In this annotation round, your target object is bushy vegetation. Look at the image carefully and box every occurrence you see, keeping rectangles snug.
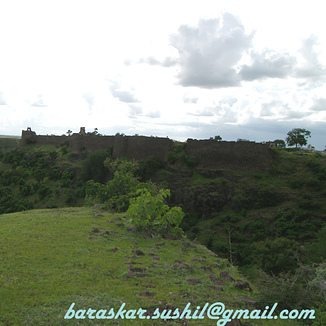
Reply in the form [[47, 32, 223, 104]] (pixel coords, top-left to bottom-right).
[[256, 264, 326, 324], [85, 158, 185, 237], [167, 142, 197, 168], [128, 188, 184, 236], [80, 149, 112, 183], [1, 139, 325, 323], [0, 145, 86, 212]]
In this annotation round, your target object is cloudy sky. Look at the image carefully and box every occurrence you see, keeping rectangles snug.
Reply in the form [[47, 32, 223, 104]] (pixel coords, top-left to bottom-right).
[[0, 0, 325, 149]]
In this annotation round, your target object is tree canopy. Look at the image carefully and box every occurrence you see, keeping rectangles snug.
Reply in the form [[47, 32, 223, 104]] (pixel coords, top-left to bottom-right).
[[286, 128, 311, 148]]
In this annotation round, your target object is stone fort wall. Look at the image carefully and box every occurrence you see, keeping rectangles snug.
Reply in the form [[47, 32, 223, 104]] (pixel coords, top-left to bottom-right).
[[186, 139, 273, 172], [21, 128, 273, 172], [21, 128, 172, 162]]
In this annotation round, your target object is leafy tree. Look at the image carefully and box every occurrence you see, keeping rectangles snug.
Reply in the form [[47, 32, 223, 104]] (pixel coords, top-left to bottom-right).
[[215, 135, 222, 141], [66, 130, 72, 136], [274, 139, 286, 148], [286, 128, 311, 148], [209, 135, 222, 141]]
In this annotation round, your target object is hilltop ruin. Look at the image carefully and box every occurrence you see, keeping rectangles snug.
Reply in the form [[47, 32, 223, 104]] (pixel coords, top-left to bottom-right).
[[21, 128, 274, 172]]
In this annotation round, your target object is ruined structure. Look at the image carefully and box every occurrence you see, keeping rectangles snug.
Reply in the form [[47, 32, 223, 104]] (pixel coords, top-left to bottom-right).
[[21, 128, 274, 172], [21, 128, 173, 162], [186, 139, 273, 172]]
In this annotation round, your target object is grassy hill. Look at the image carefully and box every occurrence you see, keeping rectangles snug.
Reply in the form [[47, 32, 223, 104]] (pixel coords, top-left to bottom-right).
[[154, 149, 326, 275], [0, 145, 325, 325], [0, 206, 279, 326]]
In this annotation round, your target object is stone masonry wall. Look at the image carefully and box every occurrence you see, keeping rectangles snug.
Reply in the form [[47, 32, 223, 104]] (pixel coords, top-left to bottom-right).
[[21, 129, 273, 171], [112, 135, 173, 162], [186, 139, 273, 172], [21, 129, 173, 163]]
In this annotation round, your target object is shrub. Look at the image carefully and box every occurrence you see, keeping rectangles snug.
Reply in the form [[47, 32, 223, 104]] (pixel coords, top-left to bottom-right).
[[85, 159, 141, 212], [231, 194, 250, 211], [257, 264, 325, 317], [250, 238, 301, 274], [127, 188, 184, 236], [135, 156, 162, 181], [80, 150, 111, 183]]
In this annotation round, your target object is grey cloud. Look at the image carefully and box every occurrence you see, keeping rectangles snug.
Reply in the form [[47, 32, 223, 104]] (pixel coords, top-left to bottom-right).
[[140, 56, 177, 67], [310, 98, 326, 111], [280, 104, 312, 120], [295, 35, 326, 81], [183, 96, 198, 104], [188, 105, 224, 117], [0, 92, 6, 105], [31, 95, 47, 107], [260, 100, 283, 117], [146, 110, 161, 118], [220, 97, 237, 107], [240, 50, 296, 81], [188, 98, 237, 117], [188, 108, 215, 117], [110, 83, 139, 103], [128, 105, 143, 119], [223, 109, 238, 123], [170, 13, 253, 88], [82, 92, 95, 112]]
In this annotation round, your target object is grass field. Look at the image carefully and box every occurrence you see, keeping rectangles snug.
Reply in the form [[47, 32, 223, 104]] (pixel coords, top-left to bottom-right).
[[0, 207, 306, 326]]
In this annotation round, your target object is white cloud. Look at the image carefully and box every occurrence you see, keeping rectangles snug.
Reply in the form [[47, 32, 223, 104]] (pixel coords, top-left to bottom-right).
[[310, 98, 326, 111], [31, 95, 47, 108], [1, 2, 326, 150], [82, 93, 95, 113], [170, 13, 253, 88], [240, 50, 296, 81], [295, 35, 326, 82], [0, 91, 6, 105]]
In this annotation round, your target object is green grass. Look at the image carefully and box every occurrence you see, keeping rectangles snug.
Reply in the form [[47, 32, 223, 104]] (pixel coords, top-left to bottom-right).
[[0, 207, 304, 326]]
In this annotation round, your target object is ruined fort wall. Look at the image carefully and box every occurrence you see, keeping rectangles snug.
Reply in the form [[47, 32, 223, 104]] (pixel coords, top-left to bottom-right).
[[21, 129, 273, 171], [69, 134, 115, 153], [21, 130, 66, 148], [186, 139, 273, 172], [112, 135, 173, 162]]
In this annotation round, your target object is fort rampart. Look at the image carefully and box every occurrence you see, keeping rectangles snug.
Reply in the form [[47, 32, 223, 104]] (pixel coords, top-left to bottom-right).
[[21, 128, 273, 172], [21, 128, 173, 163], [186, 139, 273, 172]]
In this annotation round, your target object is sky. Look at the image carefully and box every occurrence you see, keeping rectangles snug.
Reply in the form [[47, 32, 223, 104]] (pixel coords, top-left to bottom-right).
[[0, 0, 325, 149]]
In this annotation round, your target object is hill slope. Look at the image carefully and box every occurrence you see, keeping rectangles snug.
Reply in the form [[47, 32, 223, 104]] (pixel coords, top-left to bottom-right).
[[0, 207, 270, 326]]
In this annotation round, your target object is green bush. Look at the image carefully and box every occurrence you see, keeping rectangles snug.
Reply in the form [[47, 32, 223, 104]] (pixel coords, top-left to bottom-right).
[[231, 193, 249, 211], [127, 188, 184, 236], [135, 156, 162, 181], [80, 150, 111, 183], [250, 238, 301, 274], [257, 264, 325, 317], [85, 159, 141, 212]]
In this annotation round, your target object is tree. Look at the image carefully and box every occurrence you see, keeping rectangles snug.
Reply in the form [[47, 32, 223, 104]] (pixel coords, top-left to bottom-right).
[[286, 128, 311, 148], [66, 130, 72, 136], [274, 139, 286, 148], [210, 135, 222, 141]]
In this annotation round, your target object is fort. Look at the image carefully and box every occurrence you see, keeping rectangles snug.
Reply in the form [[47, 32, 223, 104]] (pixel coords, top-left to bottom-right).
[[21, 128, 274, 172]]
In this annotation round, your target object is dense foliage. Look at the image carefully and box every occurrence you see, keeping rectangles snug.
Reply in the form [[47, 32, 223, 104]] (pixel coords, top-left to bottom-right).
[[286, 128, 311, 148], [1, 139, 325, 318], [127, 188, 184, 236]]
